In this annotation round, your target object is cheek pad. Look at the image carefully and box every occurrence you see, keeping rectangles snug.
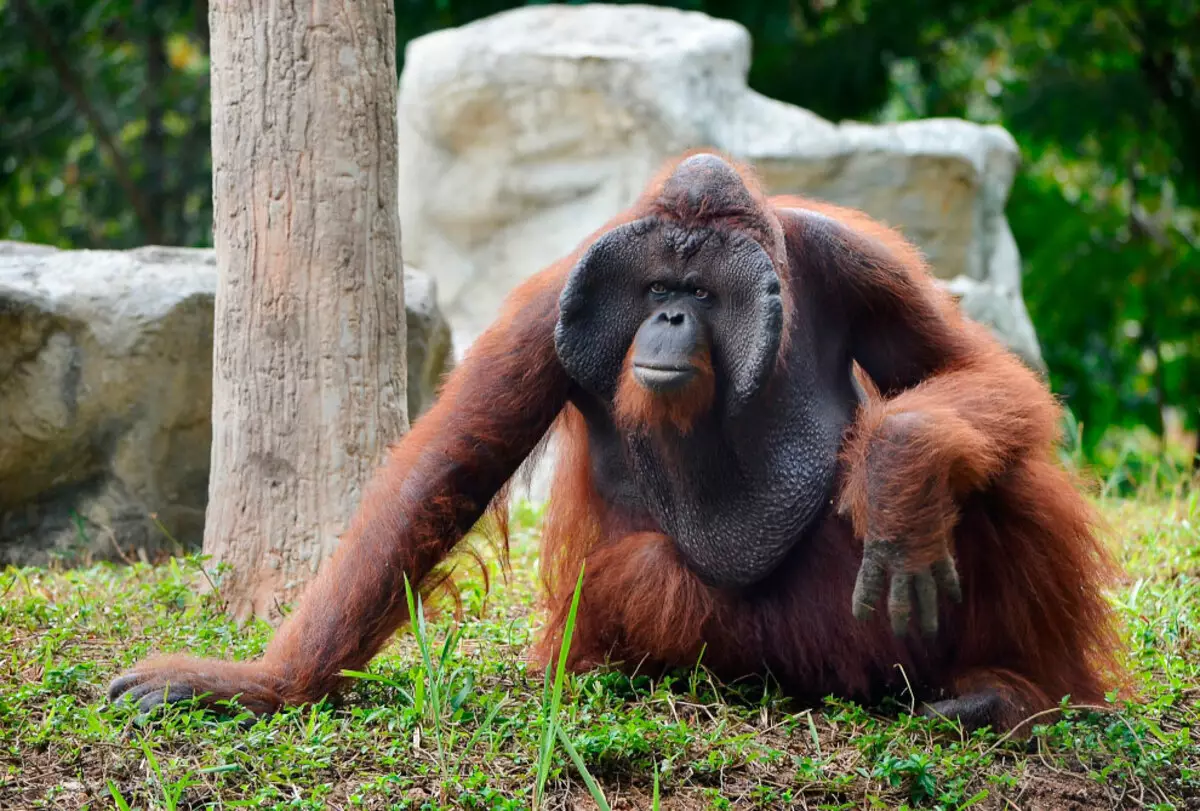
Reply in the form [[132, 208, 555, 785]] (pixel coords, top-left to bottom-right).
[[712, 243, 784, 411], [554, 222, 652, 400]]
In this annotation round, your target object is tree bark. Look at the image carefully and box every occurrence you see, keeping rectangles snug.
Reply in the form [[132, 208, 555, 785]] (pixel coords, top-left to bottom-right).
[[205, 0, 407, 622]]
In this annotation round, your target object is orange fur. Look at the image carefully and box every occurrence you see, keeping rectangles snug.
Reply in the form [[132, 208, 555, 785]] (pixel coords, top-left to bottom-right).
[[534, 406, 717, 672], [612, 345, 715, 435], [532, 158, 1128, 728], [109, 208, 642, 711], [110, 151, 1128, 736], [835, 334, 1057, 569]]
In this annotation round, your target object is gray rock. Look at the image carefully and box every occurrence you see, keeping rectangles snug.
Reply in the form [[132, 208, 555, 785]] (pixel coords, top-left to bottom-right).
[[397, 4, 1042, 369], [0, 242, 451, 565], [403, 265, 454, 421]]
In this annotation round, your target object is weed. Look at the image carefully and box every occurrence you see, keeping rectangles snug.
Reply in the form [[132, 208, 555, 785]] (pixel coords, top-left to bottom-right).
[[0, 490, 1196, 808]]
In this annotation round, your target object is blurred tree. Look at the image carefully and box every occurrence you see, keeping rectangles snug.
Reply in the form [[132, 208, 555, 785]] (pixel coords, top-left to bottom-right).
[[1007, 3, 1199, 466], [871, 2, 1200, 463], [0, 0, 212, 248]]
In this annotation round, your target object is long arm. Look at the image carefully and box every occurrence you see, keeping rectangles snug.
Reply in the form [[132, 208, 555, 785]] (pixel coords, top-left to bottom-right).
[[778, 202, 1063, 638], [837, 343, 1060, 638], [108, 266, 573, 714], [780, 200, 1058, 486]]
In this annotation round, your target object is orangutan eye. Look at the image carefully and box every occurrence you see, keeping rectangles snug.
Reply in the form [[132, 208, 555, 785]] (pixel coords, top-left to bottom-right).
[[649, 282, 668, 295], [693, 287, 710, 300]]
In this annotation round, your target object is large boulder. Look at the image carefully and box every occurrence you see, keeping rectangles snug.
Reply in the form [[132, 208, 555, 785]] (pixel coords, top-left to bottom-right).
[[402, 265, 455, 420], [0, 242, 451, 566], [397, 4, 1044, 371]]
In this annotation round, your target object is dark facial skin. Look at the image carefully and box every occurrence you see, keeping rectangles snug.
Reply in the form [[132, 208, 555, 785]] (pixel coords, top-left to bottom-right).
[[629, 283, 712, 393], [554, 155, 861, 589]]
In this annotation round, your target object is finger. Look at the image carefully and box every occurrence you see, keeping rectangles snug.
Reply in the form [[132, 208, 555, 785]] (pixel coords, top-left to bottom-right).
[[932, 556, 962, 603], [852, 547, 888, 620], [138, 683, 198, 715], [113, 679, 194, 710], [107, 672, 147, 702], [112, 681, 166, 712], [888, 571, 913, 637], [112, 680, 163, 707], [118, 680, 177, 707], [914, 570, 939, 640]]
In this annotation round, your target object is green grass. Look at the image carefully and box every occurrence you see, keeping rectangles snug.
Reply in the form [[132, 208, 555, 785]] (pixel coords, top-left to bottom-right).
[[1, 492, 1197, 810]]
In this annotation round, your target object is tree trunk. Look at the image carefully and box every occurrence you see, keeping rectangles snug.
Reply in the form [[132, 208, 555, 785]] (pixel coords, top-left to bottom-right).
[[205, 0, 407, 622]]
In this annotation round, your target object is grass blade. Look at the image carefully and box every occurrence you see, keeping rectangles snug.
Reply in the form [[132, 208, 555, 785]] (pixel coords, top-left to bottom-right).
[[106, 781, 132, 811], [464, 695, 507, 756], [404, 575, 446, 767], [140, 740, 178, 811], [340, 668, 416, 705], [555, 724, 611, 811], [534, 561, 586, 809], [652, 763, 661, 811]]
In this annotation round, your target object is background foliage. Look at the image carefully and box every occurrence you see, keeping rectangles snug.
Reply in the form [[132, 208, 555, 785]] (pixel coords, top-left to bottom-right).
[[1, 0, 1196, 469]]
